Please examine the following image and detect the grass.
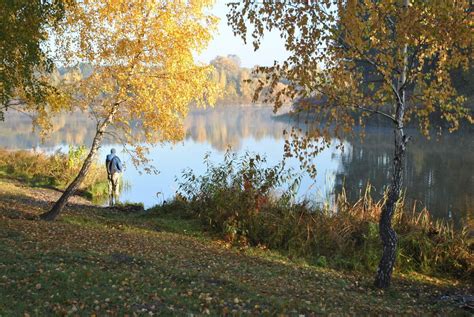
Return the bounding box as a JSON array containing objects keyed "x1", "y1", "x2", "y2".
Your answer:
[
  {"x1": 0, "y1": 179, "x2": 472, "y2": 316},
  {"x1": 0, "y1": 147, "x2": 109, "y2": 202}
]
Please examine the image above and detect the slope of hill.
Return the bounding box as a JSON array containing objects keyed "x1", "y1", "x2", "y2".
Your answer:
[{"x1": 0, "y1": 179, "x2": 472, "y2": 315}]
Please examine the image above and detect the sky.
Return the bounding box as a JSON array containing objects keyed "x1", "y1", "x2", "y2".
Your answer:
[{"x1": 197, "y1": 1, "x2": 289, "y2": 68}]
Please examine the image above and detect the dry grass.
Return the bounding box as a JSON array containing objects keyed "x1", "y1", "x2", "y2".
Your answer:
[{"x1": 0, "y1": 147, "x2": 108, "y2": 200}]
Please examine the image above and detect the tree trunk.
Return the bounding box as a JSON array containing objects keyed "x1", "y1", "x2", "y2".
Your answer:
[
  {"x1": 40, "y1": 106, "x2": 118, "y2": 221},
  {"x1": 374, "y1": 124, "x2": 408, "y2": 288},
  {"x1": 374, "y1": 0, "x2": 410, "y2": 288}
]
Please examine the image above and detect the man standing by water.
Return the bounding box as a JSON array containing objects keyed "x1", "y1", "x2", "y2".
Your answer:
[{"x1": 106, "y1": 148, "x2": 122, "y2": 206}]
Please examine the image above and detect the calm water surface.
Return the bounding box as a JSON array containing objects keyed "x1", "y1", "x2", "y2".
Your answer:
[{"x1": 1, "y1": 106, "x2": 472, "y2": 223}]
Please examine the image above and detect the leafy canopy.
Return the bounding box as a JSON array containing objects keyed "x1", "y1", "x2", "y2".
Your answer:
[
  {"x1": 228, "y1": 0, "x2": 472, "y2": 173},
  {"x1": 0, "y1": 0, "x2": 67, "y2": 119},
  {"x1": 37, "y1": 0, "x2": 218, "y2": 166}
]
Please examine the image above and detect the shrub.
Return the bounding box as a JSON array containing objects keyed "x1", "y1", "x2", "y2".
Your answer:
[
  {"x1": 177, "y1": 151, "x2": 301, "y2": 239},
  {"x1": 174, "y1": 151, "x2": 473, "y2": 278}
]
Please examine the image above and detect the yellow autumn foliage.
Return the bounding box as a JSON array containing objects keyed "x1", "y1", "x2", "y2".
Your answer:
[{"x1": 33, "y1": 0, "x2": 218, "y2": 164}]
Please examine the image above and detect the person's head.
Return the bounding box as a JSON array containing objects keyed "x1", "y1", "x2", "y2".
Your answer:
[{"x1": 110, "y1": 148, "x2": 116, "y2": 154}]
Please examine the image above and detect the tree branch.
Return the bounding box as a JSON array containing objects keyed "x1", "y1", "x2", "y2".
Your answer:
[{"x1": 352, "y1": 104, "x2": 397, "y2": 123}]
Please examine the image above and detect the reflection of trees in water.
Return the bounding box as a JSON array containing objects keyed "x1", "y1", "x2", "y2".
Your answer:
[
  {"x1": 3, "y1": 108, "x2": 471, "y2": 223},
  {"x1": 184, "y1": 106, "x2": 289, "y2": 151},
  {"x1": 0, "y1": 111, "x2": 99, "y2": 149},
  {"x1": 335, "y1": 128, "x2": 473, "y2": 223},
  {"x1": 1, "y1": 106, "x2": 289, "y2": 151}
]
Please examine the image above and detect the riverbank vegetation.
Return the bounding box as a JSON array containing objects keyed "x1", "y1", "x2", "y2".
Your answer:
[
  {"x1": 0, "y1": 147, "x2": 108, "y2": 202},
  {"x1": 0, "y1": 178, "x2": 472, "y2": 315},
  {"x1": 227, "y1": 0, "x2": 473, "y2": 288},
  {"x1": 1, "y1": 148, "x2": 471, "y2": 280},
  {"x1": 169, "y1": 152, "x2": 473, "y2": 279}
]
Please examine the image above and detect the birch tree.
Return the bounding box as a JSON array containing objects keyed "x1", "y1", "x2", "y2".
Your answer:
[
  {"x1": 38, "y1": 0, "x2": 218, "y2": 220},
  {"x1": 228, "y1": 0, "x2": 472, "y2": 288}
]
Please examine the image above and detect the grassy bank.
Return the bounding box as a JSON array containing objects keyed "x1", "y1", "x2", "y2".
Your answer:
[
  {"x1": 173, "y1": 152, "x2": 473, "y2": 279},
  {"x1": 0, "y1": 179, "x2": 473, "y2": 315},
  {"x1": 0, "y1": 147, "x2": 109, "y2": 202}
]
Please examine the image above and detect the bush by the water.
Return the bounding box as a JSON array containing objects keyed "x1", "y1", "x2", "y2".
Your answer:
[
  {"x1": 0, "y1": 147, "x2": 108, "y2": 200},
  {"x1": 167, "y1": 151, "x2": 473, "y2": 278}
]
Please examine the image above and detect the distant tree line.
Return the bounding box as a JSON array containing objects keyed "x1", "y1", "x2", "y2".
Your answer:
[
  {"x1": 48, "y1": 55, "x2": 291, "y2": 106},
  {"x1": 210, "y1": 55, "x2": 254, "y2": 104},
  {"x1": 210, "y1": 55, "x2": 291, "y2": 105}
]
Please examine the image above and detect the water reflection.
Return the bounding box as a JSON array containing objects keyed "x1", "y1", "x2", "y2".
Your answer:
[
  {"x1": 184, "y1": 107, "x2": 290, "y2": 150},
  {"x1": 1, "y1": 106, "x2": 472, "y2": 223},
  {"x1": 1, "y1": 106, "x2": 291, "y2": 151},
  {"x1": 336, "y1": 128, "x2": 473, "y2": 224},
  {"x1": 0, "y1": 111, "x2": 98, "y2": 150}
]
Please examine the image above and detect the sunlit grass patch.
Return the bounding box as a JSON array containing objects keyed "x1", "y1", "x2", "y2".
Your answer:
[{"x1": 0, "y1": 147, "x2": 108, "y2": 201}]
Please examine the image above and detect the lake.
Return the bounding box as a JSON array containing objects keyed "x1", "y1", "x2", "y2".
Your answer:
[{"x1": 1, "y1": 106, "x2": 472, "y2": 224}]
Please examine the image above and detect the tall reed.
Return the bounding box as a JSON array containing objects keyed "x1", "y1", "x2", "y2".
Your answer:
[{"x1": 173, "y1": 151, "x2": 473, "y2": 277}]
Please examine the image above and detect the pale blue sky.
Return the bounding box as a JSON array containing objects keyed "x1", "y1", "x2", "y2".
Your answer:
[{"x1": 198, "y1": 1, "x2": 289, "y2": 68}]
